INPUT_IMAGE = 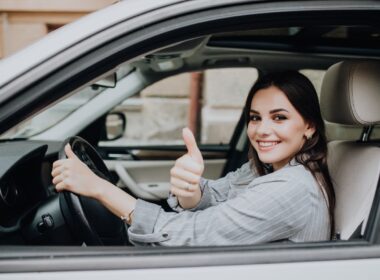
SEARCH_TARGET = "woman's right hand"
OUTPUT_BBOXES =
[170,128,204,209]
[52,144,137,221]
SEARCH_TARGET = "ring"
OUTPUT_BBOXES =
[185,183,191,191]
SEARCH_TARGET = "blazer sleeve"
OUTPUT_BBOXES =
[167,161,257,212]
[128,173,313,246]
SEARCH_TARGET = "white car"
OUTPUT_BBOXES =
[0,0,380,279]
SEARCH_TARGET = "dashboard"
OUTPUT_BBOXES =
[0,140,67,244]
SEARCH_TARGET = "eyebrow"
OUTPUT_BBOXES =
[250,108,289,114]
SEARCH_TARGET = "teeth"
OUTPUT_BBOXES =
[258,141,279,147]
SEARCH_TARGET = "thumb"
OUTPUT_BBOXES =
[65,143,78,160]
[182,128,203,164]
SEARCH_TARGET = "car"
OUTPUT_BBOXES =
[0,0,380,278]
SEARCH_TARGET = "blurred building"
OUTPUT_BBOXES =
[0,0,114,58]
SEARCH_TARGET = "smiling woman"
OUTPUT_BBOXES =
[1,0,380,277]
[50,70,335,246]
[244,71,335,238]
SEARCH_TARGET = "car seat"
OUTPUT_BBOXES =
[320,61,380,240]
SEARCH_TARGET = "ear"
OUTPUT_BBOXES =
[304,122,316,138]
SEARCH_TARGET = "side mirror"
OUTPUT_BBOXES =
[104,112,126,141]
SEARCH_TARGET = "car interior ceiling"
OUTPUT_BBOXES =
[133,24,380,143]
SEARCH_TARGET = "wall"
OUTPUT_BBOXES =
[0,0,114,58]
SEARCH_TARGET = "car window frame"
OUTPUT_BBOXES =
[1,0,380,273]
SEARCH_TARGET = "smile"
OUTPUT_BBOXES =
[256,141,281,151]
[257,141,281,147]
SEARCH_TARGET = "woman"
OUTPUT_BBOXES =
[52,71,335,246]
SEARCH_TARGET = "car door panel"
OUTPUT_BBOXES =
[105,158,226,200]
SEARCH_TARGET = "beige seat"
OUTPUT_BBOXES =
[320,61,380,240]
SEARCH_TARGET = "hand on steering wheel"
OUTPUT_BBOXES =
[52,136,128,246]
[52,144,104,199]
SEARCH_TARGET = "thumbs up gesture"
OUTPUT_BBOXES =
[51,144,104,199]
[170,128,204,209]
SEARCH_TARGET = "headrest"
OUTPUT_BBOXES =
[320,61,380,125]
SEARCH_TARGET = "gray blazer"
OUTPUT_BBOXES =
[128,161,330,246]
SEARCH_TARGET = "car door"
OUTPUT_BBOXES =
[1,0,380,279]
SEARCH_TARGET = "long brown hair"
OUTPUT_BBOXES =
[244,71,335,238]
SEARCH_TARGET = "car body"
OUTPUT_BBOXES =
[0,0,380,279]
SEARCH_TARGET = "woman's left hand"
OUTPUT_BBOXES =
[170,128,204,209]
[51,144,104,199]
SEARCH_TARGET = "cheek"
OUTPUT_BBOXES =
[276,122,305,139]
[247,123,257,138]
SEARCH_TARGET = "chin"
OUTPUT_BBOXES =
[257,155,276,165]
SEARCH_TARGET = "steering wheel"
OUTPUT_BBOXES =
[58,136,128,245]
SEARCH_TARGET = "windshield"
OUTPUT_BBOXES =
[0,86,103,139]
[0,65,133,140]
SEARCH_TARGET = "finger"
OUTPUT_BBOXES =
[182,128,203,164]
[65,144,78,160]
[176,155,203,175]
[55,181,66,192]
[170,186,194,198]
[52,159,65,169]
[52,174,64,185]
[51,168,60,178]
[170,166,201,184]
[51,165,65,177]
[170,176,197,191]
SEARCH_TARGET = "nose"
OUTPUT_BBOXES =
[256,118,272,136]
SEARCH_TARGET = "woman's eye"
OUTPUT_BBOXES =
[250,115,261,122]
[273,114,287,121]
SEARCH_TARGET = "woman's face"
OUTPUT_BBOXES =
[247,85,315,170]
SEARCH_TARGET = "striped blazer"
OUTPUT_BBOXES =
[128,160,330,246]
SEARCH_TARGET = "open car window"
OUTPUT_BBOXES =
[1,21,379,243]
[0,1,380,276]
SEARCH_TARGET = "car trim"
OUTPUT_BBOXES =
[0,241,377,273]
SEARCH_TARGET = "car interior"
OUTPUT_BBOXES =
[0,23,380,247]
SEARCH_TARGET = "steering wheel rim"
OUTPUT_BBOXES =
[58,136,128,245]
